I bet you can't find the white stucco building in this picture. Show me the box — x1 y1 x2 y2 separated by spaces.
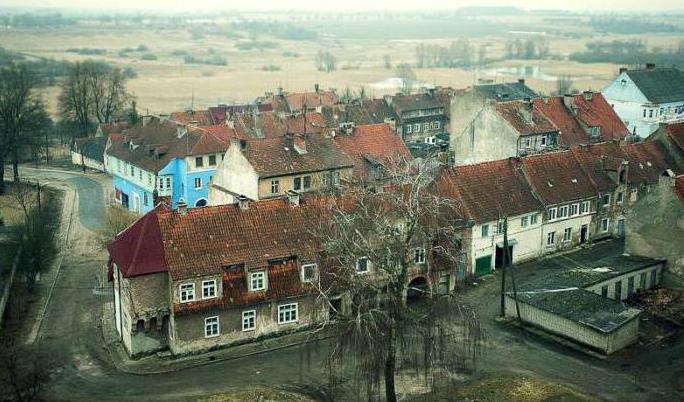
603 65 684 138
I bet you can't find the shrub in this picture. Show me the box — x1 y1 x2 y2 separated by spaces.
140 53 157 61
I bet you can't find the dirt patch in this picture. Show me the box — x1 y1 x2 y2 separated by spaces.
198 387 313 402
450 375 598 402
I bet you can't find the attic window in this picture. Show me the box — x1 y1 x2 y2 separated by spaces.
571 178 578 183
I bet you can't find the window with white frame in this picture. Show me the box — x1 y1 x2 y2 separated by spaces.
601 218 610 232
271 179 280 194
547 231 555 245
602 193 611 206
180 283 195 303
332 171 341 186
423 122 430 131
520 216 528 228
570 203 579 216
301 263 318 283
563 227 572 242
413 123 420 132
481 224 489 238
558 205 569 219
204 316 219 337
165 177 171 190
356 257 370 274
414 247 426 264
278 303 298 324
434 121 441 130
242 310 256 331
202 280 216 299
194 177 202 189
548 208 557 221
496 221 504 234
580 200 591 214
147 173 152 186
195 156 204 168
249 271 267 291
617 191 624 204
630 187 638 202
530 214 538 225
406 124 412 134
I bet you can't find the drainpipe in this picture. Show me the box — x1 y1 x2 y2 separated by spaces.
117 266 123 342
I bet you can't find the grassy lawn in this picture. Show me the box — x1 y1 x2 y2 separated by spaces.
450 375 598 402
199 387 313 402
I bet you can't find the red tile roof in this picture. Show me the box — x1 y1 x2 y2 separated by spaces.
570 142 624 192
333 123 412 182
233 111 327 139
675 175 684 205
238 134 353 178
436 158 543 223
496 100 559 136
622 141 679 184
665 122 684 152
108 204 170 278
286 91 339 112
169 110 215 126
191 125 243 155
97 122 129 136
156 194 347 279
572 93 629 142
521 150 597 205
533 97 588 147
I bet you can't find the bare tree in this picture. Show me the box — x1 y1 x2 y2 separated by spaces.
0 63 49 193
396 63 416 95
555 75 574 96
311 157 482 402
0 339 54 402
58 60 131 139
97 205 138 248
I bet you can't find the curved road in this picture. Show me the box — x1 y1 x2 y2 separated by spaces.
16 167 328 402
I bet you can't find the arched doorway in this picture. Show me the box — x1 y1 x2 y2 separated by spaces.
195 198 208 207
407 276 428 303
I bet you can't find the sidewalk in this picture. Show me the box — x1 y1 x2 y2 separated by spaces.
100 301 329 375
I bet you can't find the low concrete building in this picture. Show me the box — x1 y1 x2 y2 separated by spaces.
506 255 665 354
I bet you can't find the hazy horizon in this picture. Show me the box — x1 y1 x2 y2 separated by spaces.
0 0 682 13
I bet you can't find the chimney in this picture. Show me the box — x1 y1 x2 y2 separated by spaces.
383 117 396 132
286 189 300 206
582 91 593 101
563 94 577 115
645 63 656 70
177 199 188 216
618 67 628 75
230 138 247 151
277 87 283 96
293 134 307 154
523 97 533 111
142 115 153 127
176 124 187 138
518 78 525 85
314 83 320 93
237 195 249 210
383 94 393 106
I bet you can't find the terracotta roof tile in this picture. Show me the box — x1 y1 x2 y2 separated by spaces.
533 97 589 147
169 110 215 126
675 175 684 205
437 158 543 223
391 93 443 115
665 122 684 152
496 100 559 136
521 150 597 205
333 123 412 182
286 91 339 111
572 93 629 141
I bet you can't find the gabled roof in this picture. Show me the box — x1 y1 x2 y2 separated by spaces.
437 158 543 223
622 141 680 184
233 111 328 139
570 142 624 192
156 194 346 279
533 97 588 147
286 90 339 111
74 136 107 163
96 121 129 137
191 125 242 155
239 134 353 178
521 150 596 205
169 110 215 126
496 100 559 136
333 123 412 182
108 204 170 278
625 67 684 104
572 93 629 141
473 81 537 102
665 122 684 152
675 175 684 205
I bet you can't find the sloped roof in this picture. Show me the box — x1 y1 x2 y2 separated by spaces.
496 100 559 136
391 93 443 115
474 81 537 102
97 121 129 136
191 125 242 155
626 67 684 104
239 134 353 178
533 97 589 147
107 204 170 278
74 136 107 163
665 122 684 152
622 140 681 184
521 150 596 205
156 194 346 279
572 93 629 141
333 123 412 182
169 109 215 126
286 91 339 111
570 142 624 192
675 175 684 205
233 111 327 139
437 158 543 223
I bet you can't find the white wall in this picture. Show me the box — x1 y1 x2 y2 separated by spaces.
209 144 259 205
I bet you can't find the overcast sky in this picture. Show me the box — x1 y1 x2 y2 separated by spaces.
0 0 679 12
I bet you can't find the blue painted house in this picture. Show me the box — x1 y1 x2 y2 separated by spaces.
104 117 234 214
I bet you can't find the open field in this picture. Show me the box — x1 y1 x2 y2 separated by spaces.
1 12 684 116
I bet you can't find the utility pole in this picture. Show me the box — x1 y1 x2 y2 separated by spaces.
500 216 507 317
45 131 49 165
36 180 42 212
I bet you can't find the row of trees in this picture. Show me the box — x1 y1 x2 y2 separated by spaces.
504 37 551 60
415 39 488 69
570 39 684 67
315 50 337 73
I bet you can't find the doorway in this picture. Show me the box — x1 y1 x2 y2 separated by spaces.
121 192 129 209
580 224 588 244
495 245 514 269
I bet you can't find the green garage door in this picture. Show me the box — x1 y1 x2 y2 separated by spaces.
475 255 492 276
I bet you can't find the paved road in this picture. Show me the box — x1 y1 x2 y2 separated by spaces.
7 166 683 401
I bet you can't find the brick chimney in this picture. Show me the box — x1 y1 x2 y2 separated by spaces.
563 94 577 115
618 67 628 75
518 78 525 85
237 195 249 210
582 91 593 101
177 199 188 216
293 134 307 155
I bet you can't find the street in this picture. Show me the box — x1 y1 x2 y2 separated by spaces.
3 166 682 401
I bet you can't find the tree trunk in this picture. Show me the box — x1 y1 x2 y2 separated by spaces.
384 326 397 402
0 157 5 195
12 147 19 183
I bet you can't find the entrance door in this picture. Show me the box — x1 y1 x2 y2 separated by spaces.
495 245 514 269
121 193 129 209
580 224 588 244
475 255 492 276
132 193 141 213
617 219 625 237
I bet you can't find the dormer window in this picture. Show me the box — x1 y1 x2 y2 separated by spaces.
301 263 318 283
249 271 267 291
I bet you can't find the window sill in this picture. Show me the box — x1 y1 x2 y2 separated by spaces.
278 320 298 325
204 333 220 338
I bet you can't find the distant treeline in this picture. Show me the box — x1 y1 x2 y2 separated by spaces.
570 40 684 67
504 38 551 60
0 12 75 28
590 17 679 34
415 39 487 69
233 21 318 41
